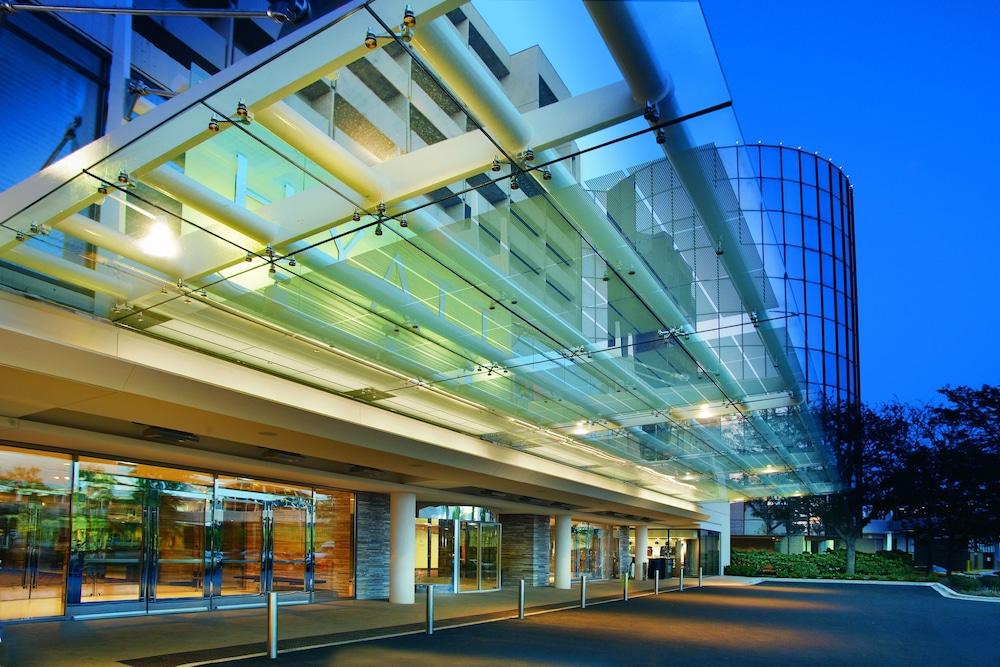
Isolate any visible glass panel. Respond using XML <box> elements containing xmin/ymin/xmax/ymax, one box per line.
<box><xmin>74</xmin><ymin>462</ymin><xmax>146</xmax><ymax>603</ymax></box>
<box><xmin>479</xmin><ymin>523</ymin><xmax>500</xmax><ymax>590</ymax></box>
<box><xmin>438</xmin><ymin>520</ymin><xmax>455</xmax><ymax>586</ymax></box>
<box><xmin>459</xmin><ymin>521</ymin><xmax>479</xmax><ymax>592</ymax></box>
<box><xmin>218</xmin><ymin>498</ymin><xmax>263</xmax><ymax>596</ymax></box>
<box><xmin>270</xmin><ymin>502</ymin><xmax>308</xmax><ymax>592</ymax></box>
<box><xmin>217</xmin><ymin>476</ymin><xmax>311</xmax><ymax>499</ymax></box>
<box><xmin>415</xmin><ymin>518</ymin><xmax>452</xmax><ymax>586</ymax></box>
<box><xmin>155</xmin><ymin>494</ymin><xmax>207</xmax><ymax>600</ymax></box>
<box><xmin>0</xmin><ymin>445</ymin><xmax>71</xmax><ymax>620</ymax></box>
<box><xmin>313</xmin><ymin>489</ymin><xmax>354</xmax><ymax>600</ymax></box>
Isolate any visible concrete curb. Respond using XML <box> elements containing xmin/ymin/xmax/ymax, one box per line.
<box><xmin>754</xmin><ymin>577</ymin><xmax>1000</xmax><ymax>602</ymax></box>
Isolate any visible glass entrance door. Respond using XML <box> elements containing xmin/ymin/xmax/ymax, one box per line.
<box><xmin>0</xmin><ymin>446</ymin><xmax>72</xmax><ymax>620</ymax></box>
<box><xmin>69</xmin><ymin>459</ymin><xmax>213</xmax><ymax>615</ymax></box>
<box><xmin>217</xmin><ymin>498</ymin><xmax>264</xmax><ymax>596</ymax></box>
<box><xmin>269</xmin><ymin>501</ymin><xmax>309</xmax><ymax>592</ymax></box>
<box><xmin>213</xmin><ymin>492</ymin><xmax>313</xmax><ymax>604</ymax></box>
<box><xmin>458</xmin><ymin>521</ymin><xmax>501</xmax><ymax>592</ymax></box>
<box><xmin>153</xmin><ymin>492</ymin><xmax>208</xmax><ymax>600</ymax></box>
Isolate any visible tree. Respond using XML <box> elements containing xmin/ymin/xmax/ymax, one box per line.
<box><xmin>745</xmin><ymin>496</ymin><xmax>807</xmax><ymax>552</ymax></box>
<box><xmin>891</xmin><ymin>385</ymin><xmax>1000</xmax><ymax>572</ymax></box>
<box><xmin>810</xmin><ymin>400</ymin><xmax>916</xmax><ymax>575</ymax></box>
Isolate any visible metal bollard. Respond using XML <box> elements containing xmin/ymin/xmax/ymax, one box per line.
<box><xmin>267</xmin><ymin>591</ymin><xmax>278</xmax><ymax>660</ymax></box>
<box><xmin>623</xmin><ymin>572</ymin><xmax>629</xmax><ymax>601</ymax></box>
<box><xmin>580</xmin><ymin>574</ymin><xmax>587</xmax><ymax>609</ymax></box>
<box><xmin>654</xmin><ymin>569</ymin><xmax>660</xmax><ymax>595</ymax></box>
<box><xmin>679</xmin><ymin>566</ymin><xmax>685</xmax><ymax>591</ymax></box>
<box><xmin>699</xmin><ymin>566</ymin><xmax>704</xmax><ymax>587</ymax></box>
<box><xmin>426</xmin><ymin>585</ymin><xmax>435</xmax><ymax>636</ymax></box>
<box><xmin>518</xmin><ymin>579</ymin><xmax>526</xmax><ymax>619</ymax></box>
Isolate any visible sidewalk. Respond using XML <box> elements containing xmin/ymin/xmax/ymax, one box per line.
<box><xmin>2</xmin><ymin>577</ymin><xmax>685</xmax><ymax>667</ymax></box>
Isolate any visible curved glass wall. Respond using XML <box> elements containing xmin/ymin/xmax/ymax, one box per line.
<box><xmin>719</xmin><ymin>144</ymin><xmax>859</xmax><ymax>406</ymax></box>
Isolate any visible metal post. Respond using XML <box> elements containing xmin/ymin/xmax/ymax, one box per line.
<box><xmin>623</xmin><ymin>572</ymin><xmax>629</xmax><ymax>601</ymax></box>
<box><xmin>699</xmin><ymin>566</ymin><xmax>704</xmax><ymax>587</ymax></box>
<box><xmin>679</xmin><ymin>566</ymin><xmax>684</xmax><ymax>591</ymax></box>
<box><xmin>654</xmin><ymin>569</ymin><xmax>660</xmax><ymax>595</ymax></box>
<box><xmin>580</xmin><ymin>574</ymin><xmax>587</xmax><ymax>609</ymax></box>
<box><xmin>266</xmin><ymin>591</ymin><xmax>278</xmax><ymax>660</ymax></box>
<box><xmin>426</xmin><ymin>585</ymin><xmax>434</xmax><ymax>635</ymax></box>
<box><xmin>518</xmin><ymin>579</ymin><xmax>525</xmax><ymax>619</ymax></box>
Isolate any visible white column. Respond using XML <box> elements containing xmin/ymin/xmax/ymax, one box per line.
<box><xmin>389</xmin><ymin>492</ymin><xmax>416</xmax><ymax>604</ymax></box>
<box><xmin>636</xmin><ymin>526</ymin><xmax>649</xmax><ymax>580</ymax></box>
<box><xmin>885</xmin><ymin>532</ymin><xmax>893</xmax><ymax>552</ymax></box>
<box><xmin>554</xmin><ymin>514</ymin><xmax>572</xmax><ymax>589</ymax></box>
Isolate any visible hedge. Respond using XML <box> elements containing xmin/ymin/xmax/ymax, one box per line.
<box><xmin>725</xmin><ymin>549</ymin><xmax>921</xmax><ymax>579</ymax></box>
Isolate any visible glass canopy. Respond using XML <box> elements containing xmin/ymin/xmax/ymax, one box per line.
<box><xmin>0</xmin><ymin>0</ymin><xmax>843</xmax><ymax>503</ymax></box>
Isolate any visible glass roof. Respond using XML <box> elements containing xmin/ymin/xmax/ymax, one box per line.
<box><xmin>0</xmin><ymin>0</ymin><xmax>839</xmax><ymax>503</ymax></box>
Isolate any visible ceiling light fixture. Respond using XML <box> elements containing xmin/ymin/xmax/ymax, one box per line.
<box><xmin>137</xmin><ymin>220</ymin><xmax>180</xmax><ymax>258</ymax></box>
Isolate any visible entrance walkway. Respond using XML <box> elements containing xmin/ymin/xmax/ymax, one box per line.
<box><xmin>211</xmin><ymin>580</ymin><xmax>1000</xmax><ymax>667</ymax></box>
<box><xmin>0</xmin><ymin>577</ymin><xmax>680</xmax><ymax>666</ymax></box>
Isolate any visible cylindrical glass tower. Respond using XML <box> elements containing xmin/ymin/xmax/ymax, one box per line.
<box><xmin>722</xmin><ymin>144</ymin><xmax>859</xmax><ymax>406</ymax></box>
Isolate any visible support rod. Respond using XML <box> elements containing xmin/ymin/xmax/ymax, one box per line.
<box><xmin>0</xmin><ymin>2</ymin><xmax>296</xmax><ymax>22</ymax></box>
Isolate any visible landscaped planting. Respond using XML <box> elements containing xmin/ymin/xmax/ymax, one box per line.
<box><xmin>724</xmin><ymin>549</ymin><xmax>925</xmax><ymax>580</ymax></box>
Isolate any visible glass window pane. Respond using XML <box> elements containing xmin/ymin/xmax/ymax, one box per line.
<box><xmin>0</xmin><ymin>445</ymin><xmax>72</xmax><ymax>620</ymax></box>
<box><xmin>314</xmin><ymin>489</ymin><xmax>355</xmax><ymax>598</ymax></box>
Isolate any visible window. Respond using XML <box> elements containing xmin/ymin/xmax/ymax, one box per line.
<box><xmin>0</xmin><ymin>12</ymin><xmax>107</xmax><ymax>191</ymax></box>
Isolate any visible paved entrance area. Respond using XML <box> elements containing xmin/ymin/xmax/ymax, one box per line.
<box><xmin>0</xmin><ymin>578</ymin><xmax>669</xmax><ymax>666</ymax></box>
<box><xmin>7</xmin><ymin>580</ymin><xmax>996</xmax><ymax>666</ymax></box>
<box><xmin>196</xmin><ymin>581</ymin><xmax>1000</xmax><ymax>667</ymax></box>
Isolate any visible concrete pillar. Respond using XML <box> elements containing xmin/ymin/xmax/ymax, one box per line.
<box><xmin>554</xmin><ymin>514</ymin><xmax>572</xmax><ymax>589</ymax></box>
<box><xmin>636</xmin><ymin>526</ymin><xmax>649</xmax><ymax>579</ymax></box>
<box><xmin>389</xmin><ymin>492</ymin><xmax>416</xmax><ymax>604</ymax></box>
<box><xmin>885</xmin><ymin>532</ymin><xmax>893</xmax><ymax>552</ymax></box>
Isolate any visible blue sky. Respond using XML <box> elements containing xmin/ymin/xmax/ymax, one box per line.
<box><xmin>474</xmin><ymin>0</ymin><xmax>1000</xmax><ymax>404</ymax></box>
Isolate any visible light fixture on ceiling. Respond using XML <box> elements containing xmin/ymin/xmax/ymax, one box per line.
<box><xmin>364</xmin><ymin>28</ymin><xmax>379</xmax><ymax>49</ymax></box>
<box><xmin>399</xmin><ymin>217</ymin><xmax>408</xmax><ymax>228</ymax></box>
<box><xmin>402</xmin><ymin>4</ymin><xmax>416</xmax><ymax>28</ymax></box>
<box><xmin>510</xmin><ymin>175</ymin><xmax>519</xmax><ymax>190</ymax></box>
<box><xmin>491</xmin><ymin>158</ymin><xmax>502</xmax><ymax>172</ymax></box>
<box><xmin>541</xmin><ymin>168</ymin><xmax>552</xmax><ymax>181</ymax></box>
<box><xmin>352</xmin><ymin>210</ymin><xmax>361</xmax><ymax>222</ymax></box>
<box><xmin>137</xmin><ymin>220</ymin><xmax>180</xmax><ymax>258</ymax></box>
<box><xmin>374</xmin><ymin>221</ymin><xmax>383</xmax><ymax>236</ymax></box>
<box><xmin>655</xmin><ymin>128</ymin><xmax>666</xmax><ymax>145</ymax></box>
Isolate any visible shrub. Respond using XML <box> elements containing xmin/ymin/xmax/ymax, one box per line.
<box><xmin>946</xmin><ymin>575</ymin><xmax>981</xmax><ymax>592</ymax></box>
<box><xmin>725</xmin><ymin>549</ymin><xmax>921</xmax><ymax>579</ymax></box>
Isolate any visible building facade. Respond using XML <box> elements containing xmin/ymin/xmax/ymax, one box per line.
<box><xmin>0</xmin><ymin>0</ymin><xmax>852</xmax><ymax>623</ymax></box>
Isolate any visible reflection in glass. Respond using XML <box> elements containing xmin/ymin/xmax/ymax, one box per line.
<box><xmin>74</xmin><ymin>467</ymin><xmax>145</xmax><ymax>603</ymax></box>
<box><xmin>218</xmin><ymin>499</ymin><xmax>263</xmax><ymax>596</ymax></box>
<box><xmin>0</xmin><ymin>445</ymin><xmax>71</xmax><ymax>620</ymax></box>
<box><xmin>480</xmin><ymin>524</ymin><xmax>499</xmax><ymax>589</ymax></box>
<box><xmin>459</xmin><ymin>521</ymin><xmax>479</xmax><ymax>591</ymax></box>
<box><xmin>270</xmin><ymin>503</ymin><xmax>308</xmax><ymax>592</ymax></box>
<box><xmin>155</xmin><ymin>494</ymin><xmax>207</xmax><ymax>600</ymax></box>
<box><xmin>313</xmin><ymin>489</ymin><xmax>355</xmax><ymax>599</ymax></box>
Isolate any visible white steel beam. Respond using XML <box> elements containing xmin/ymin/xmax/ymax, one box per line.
<box><xmin>0</xmin><ymin>0</ymin><xmax>462</xmax><ymax>251</ymax></box>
